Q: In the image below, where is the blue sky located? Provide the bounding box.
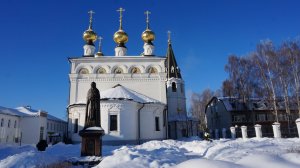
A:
[1,0,300,119]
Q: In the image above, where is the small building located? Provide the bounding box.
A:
[0,106,67,145]
[205,97,299,138]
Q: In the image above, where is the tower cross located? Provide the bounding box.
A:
[98,36,103,52]
[167,30,171,43]
[145,10,151,29]
[117,7,125,29]
[88,10,95,29]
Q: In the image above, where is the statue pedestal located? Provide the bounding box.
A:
[79,127,105,157]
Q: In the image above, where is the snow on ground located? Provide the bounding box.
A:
[0,137,300,168]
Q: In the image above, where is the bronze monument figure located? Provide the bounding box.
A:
[85,82,101,128]
[79,82,105,158]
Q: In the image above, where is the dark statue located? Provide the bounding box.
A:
[84,82,101,128]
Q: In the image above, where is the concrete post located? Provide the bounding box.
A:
[222,128,226,139]
[272,122,281,138]
[230,127,236,139]
[254,124,262,139]
[215,129,219,139]
[296,118,300,138]
[241,126,248,140]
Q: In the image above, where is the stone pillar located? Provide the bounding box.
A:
[254,124,262,139]
[272,122,281,138]
[296,118,300,138]
[215,129,219,139]
[230,127,236,139]
[222,128,226,139]
[241,126,248,140]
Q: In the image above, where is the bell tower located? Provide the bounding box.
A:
[166,31,188,139]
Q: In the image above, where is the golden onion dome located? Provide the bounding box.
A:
[113,29,128,44]
[142,29,155,43]
[83,29,97,43]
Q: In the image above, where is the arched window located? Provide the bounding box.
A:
[97,67,106,74]
[131,67,141,74]
[114,67,123,74]
[172,82,176,92]
[148,67,158,74]
[8,120,10,128]
[0,118,4,127]
[79,68,89,74]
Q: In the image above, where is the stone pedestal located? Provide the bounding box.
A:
[296,118,300,138]
[241,126,248,140]
[230,127,236,139]
[254,124,262,139]
[272,122,281,138]
[222,128,226,139]
[79,127,105,157]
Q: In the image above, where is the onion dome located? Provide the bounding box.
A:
[114,29,128,44]
[114,7,128,46]
[83,10,97,45]
[142,11,155,44]
[142,29,155,43]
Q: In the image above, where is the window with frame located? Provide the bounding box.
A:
[40,127,44,140]
[74,119,78,133]
[14,120,17,128]
[233,115,246,122]
[172,82,176,92]
[8,120,10,128]
[0,118,3,127]
[110,115,117,131]
[155,117,160,131]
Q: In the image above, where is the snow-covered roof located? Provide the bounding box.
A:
[100,85,160,104]
[0,106,31,117]
[0,106,65,122]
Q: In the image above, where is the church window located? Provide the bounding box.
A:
[148,67,158,74]
[155,117,160,131]
[131,67,141,74]
[14,120,17,128]
[97,67,106,74]
[8,120,10,128]
[172,82,177,92]
[74,119,78,133]
[114,67,123,74]
[0,118,3,127]
[79,68,89,74]
[110,115,117,131]
[40,127,44,140]
[171,66,175,73]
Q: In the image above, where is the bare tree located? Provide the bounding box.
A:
[253,40,279,122]
[190,89,214,131]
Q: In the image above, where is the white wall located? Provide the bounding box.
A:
[20,115,47,144]
[0,114,20,145]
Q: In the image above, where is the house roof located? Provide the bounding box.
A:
[100,84,161,104]
[0,106,66,122]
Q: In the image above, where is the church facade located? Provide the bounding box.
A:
[67,9,198,145]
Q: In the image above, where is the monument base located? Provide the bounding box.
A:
[79,127,105,157]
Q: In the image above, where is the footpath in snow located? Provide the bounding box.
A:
[0,137,300,168]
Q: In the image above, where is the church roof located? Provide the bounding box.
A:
[101,85,160,104]
[166,42,182,79]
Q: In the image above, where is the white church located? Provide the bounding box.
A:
[67,9,198,145]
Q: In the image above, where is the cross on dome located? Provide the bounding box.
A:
[117,7,125,30]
